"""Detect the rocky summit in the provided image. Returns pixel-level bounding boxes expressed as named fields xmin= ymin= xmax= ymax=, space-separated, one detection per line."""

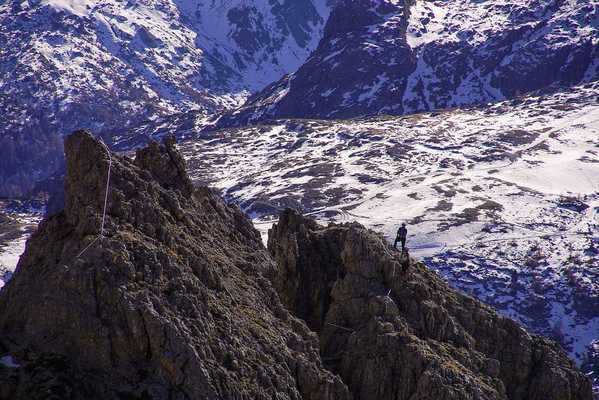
xmin=0 ymin=131 xmax=349 ymax=399
xmin=267 ymin=209 xmax=594 ymax=400
xmin=0 ymin=131 xmax=593 ymax=400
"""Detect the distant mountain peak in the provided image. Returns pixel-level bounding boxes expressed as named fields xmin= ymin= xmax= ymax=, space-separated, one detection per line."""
xmin=0 ymin=0 xmax=331 ymax=197
xmin=217 ymin=0 xmax=598 ymax=127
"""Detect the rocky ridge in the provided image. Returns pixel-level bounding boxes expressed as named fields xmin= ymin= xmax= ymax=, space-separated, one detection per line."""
xmin=218 ymin=0 xmax=598 ymax=127
xmin=168 ymin=81 xmax=599 ymax=381
xmin=0 ymin=131 xmax=349 ymax=399
xmin=267 ymin=209 xmax=593 ymax=400
xmin=0 ymin=131 xmax=593 ymax=399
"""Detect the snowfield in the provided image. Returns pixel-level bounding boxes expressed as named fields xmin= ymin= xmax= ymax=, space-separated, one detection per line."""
xmin=175 ymin=82 xmax=599 ymax=384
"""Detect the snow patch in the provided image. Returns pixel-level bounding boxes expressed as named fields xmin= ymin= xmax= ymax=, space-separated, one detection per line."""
xmin=0 ymin=355 xmax=19 ymax=368
xmin=0 ymin=235 xmax=27 ymax=291
xmin=42 ymin=0 xmax=93 ymax=17
xmin=406 ymin=0 xmax=447 ymax=49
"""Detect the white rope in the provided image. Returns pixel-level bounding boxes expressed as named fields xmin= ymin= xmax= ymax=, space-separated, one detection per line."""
xmin=99 ymin=140 xmax=112 ymax=237
xmin=76 ymin=236 xmax=101 ymax=259
xmin=75 ymin=139 xmax=112 ymax=260
xmin=326 ymin=322 xmax=354 ymax=332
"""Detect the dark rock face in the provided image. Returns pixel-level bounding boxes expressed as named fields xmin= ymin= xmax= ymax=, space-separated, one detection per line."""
xmin=218 ymin=0 xmax=598 ymax=128
xmin=0 ymin=352 xmax=95 ymax=400
xmin=267 ymin=209 xmax=593 ymax=400
xmin=0 ymin=131 xmax=350 ymax=400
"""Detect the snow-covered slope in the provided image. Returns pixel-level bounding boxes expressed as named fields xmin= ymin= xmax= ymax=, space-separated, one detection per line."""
xmin=0 ymin=205 xmax=41 ymax=291
xmin=0 ymin=0 xmax=331 ymax=196
xmin=218 ymin=0 xmax=599 ymax=126
xmin=174 ymin=82 xmax=599 ymax=389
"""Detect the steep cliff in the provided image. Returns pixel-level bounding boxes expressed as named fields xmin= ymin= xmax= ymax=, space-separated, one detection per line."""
xmin=267 ymin=209 xmax=593 ymax=400
xmin=0 ymin=131 xmax=349 ymax=400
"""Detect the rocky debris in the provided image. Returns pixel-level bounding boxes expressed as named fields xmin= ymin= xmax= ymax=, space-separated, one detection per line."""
xmin=0 ymin=351 xmax=94 ymax=400
xmin=0 ymin=130 xmax=350 ymax=400
xmin=267 ymin=209 xmax=593 ymax=400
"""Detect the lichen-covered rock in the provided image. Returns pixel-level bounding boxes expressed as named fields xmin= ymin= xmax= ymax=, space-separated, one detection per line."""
xmin=267 ymin=209 xmax=593 ymax=400
xmin=0 ymin=131 xmax=350 ymax=400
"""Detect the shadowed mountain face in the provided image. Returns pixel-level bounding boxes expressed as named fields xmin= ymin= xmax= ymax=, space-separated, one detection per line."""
xmin=217 ymin=0 xmax=598 ymax=127
xmin=0 ymin=0 xmax=330 ymax=197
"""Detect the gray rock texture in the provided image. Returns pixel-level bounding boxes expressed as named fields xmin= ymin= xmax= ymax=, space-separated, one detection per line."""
xmin=267 ymin=209 xmax=594 ymax=400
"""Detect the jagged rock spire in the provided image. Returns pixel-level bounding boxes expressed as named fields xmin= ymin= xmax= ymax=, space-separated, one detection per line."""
xmin=0 ymin=131 xmax=350 ymax=400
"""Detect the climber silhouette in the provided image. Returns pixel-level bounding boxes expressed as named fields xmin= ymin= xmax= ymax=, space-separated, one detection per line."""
xmin=394 ymin=223 xmax=408 ymax=252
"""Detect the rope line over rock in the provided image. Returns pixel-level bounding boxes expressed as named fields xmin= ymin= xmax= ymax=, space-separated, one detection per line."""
xmin=100 ymin=139 xmax=112 ymax=237
xmin=76 ymin=138 xmax=112 ymax=260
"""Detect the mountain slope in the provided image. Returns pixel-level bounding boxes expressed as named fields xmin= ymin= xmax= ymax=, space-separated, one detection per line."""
xmin=218 ymin=0 xmax=599 ymax=126
xmin=171 ymin=81 xmax=599 ymax=389
xmin=0 ymin=131 xmax=592 ymax=400
xmin=0 ymin=0 xmax=330 ymax=196
xmin=268 ymin=209 xmax=593 ymax=400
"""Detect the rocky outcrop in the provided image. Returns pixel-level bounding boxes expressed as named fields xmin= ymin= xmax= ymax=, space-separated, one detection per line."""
xmin=267 ymin=209 xmax=593 ymax=400
xmin=0 ymin=130 xmax=593 ymax=400
xmin=0 ymin=131 xmax=350 ymax=400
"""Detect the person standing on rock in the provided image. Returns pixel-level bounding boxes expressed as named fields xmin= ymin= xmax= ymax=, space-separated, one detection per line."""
xmin=394 ymin=223 xmax=408 ymax=252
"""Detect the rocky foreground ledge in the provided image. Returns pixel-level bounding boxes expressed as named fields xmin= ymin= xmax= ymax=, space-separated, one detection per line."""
xmin=268 ymin=211 xmax=594 ymax=400
xmin=0 ymin=131 xmax=593 ymax=400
